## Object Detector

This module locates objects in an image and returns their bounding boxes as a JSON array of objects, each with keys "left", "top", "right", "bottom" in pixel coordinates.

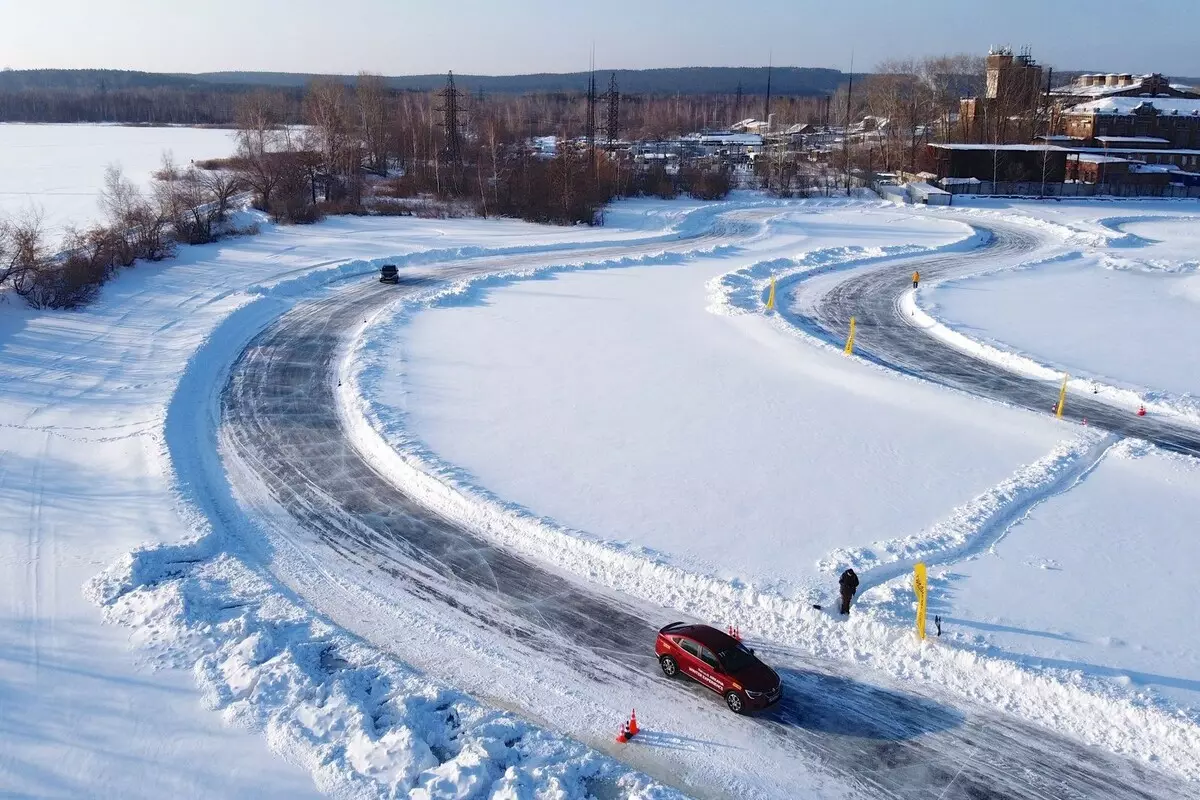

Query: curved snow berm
[
  {"left": 83, "top": 204, "right": 749, "bottom": 800},
  {"left": 903, "top": 210, "right": 1200, "bottom": 427},
  {"left": 342, "top": 205, "right": 1200, "bottom": 785}
]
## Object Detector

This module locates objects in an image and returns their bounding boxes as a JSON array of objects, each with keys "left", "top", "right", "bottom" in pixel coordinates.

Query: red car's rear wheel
[{"left": 659, "top": 655, "right": 679, "bottom": 678}]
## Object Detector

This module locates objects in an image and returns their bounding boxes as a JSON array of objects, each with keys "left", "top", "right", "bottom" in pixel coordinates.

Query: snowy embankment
[
  {"left": 910, "top": 205, "right": 1200, "bottom": 425},
  {"left": 86, "top": 535, "right": 675, "bottom": 800},
  {"left": 342, "top": 201, "right": 1200, "bottom": 780},
  {"left": 2, "top": 204, "right": 718, "bottom": 798}
]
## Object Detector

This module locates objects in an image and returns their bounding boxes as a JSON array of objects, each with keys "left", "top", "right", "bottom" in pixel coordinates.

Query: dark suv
[
  {"left": 655, "top": 622, "right": 782, "bottom": 713},
  {"left": 379, "top": 264, "right": 399, "bottom": 284}
]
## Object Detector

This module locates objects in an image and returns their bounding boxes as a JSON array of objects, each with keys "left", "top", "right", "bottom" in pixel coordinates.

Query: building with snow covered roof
[
  {"left": 1050, "top": 73, "right": 1200, "bottom": 106},
  {"left": 928, "top": 143, "right": 1067, "bottom": 183},
  {"left": 1061, "top": 97, "right": 1200, "bottom": 149}
]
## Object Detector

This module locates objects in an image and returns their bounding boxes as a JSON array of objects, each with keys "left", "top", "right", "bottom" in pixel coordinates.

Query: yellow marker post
[
  {"left": 913, "top": 562, "right": 928, "bottom": 641},
  {"left": 1055, "top": 373, "right": 1069, "bottom": 418},
  {"left": 844, "top": 317, "right": 857, "bottom": 355},
  {"left": 765, "top": 276, "right": 776, "bottom": 312}
]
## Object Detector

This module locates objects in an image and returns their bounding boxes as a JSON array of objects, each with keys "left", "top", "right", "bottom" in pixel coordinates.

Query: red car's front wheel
[
  {"left": 725, "top": 691, "right": 746, "bottom": 714},
  {"left": 659, "top": 655, "right": 679, "bottom": 678}
]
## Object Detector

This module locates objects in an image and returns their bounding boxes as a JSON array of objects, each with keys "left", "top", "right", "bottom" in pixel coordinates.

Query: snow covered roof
[
  {"left": 929, "top": 143, "right": 1065, "bottom": 152},
  {"left": 697, "top": 132, "right": 763, "bottom": 146},
  {"left": 1067, "top": 97, "right": 1200, "bottom": 116},
  {"left": 1131, "top": 163, "right": 1182, "bottom": 173},
  {"left": 1094, "top": 136, "right": 1171, "bottom": 145},
  {"left": 1071, "top": 146, "right": 1200, "bottom": 156},
  {"left": 939, "top": 177, "right": 982, "bottom": 185},
  {"left": 907, "top": 181, "right": 949, "bottom": 193},
  {"left": 1051, "top": 76, "right": 1152, "bottom": 99},
  {"left": 1076, "top": 153, "right": 1128, "bottom": 164}
]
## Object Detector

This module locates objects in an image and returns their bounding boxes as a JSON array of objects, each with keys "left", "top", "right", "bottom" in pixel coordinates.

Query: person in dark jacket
[{"left": 839, "top": 568, "right": 860, "bottom": 615}]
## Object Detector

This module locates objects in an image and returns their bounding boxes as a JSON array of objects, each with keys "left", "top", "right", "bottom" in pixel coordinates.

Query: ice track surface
[{"left": 221, "top": 215, "right": 1188, "bottom": 799}]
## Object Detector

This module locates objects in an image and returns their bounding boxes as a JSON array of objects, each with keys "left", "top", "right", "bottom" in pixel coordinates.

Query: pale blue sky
[{"left": 2, "top": 0, "right": 1197, "bottom": 77}]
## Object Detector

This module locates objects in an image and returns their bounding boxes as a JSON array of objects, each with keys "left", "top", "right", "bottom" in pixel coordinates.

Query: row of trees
[
  {"left": 0, "top": 161, "right": 249, "bottom": 308},
  {"left": 222, "top": 73, "right": 736, "bottom": 227}
]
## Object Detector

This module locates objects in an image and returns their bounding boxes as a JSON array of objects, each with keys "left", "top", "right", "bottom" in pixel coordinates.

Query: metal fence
[{"left": 938, "top": 181, "right": 1200, "bottom": 199}]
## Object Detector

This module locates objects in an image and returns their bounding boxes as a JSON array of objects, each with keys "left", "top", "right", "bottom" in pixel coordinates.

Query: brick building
[
  {"left": 960, "top": 47, "right": 1045, "bottom": 143},
  {"left": 1061, "top": 97, "right": 1200, "bottom": 149},
  {"left": 928, "top": 143, "right": 1066, "bottom": 182}
]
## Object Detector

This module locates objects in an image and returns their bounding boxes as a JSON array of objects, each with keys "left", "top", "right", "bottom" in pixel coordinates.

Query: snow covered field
[
  {"left": 5, "top": 190, "right": 1200, "bottom": 798},
  {"left": 0, "top": 123, "right": 237, "bottom": 239},
  {"left": 921, "top": 438, "right": 1200, "bottom": 709}
]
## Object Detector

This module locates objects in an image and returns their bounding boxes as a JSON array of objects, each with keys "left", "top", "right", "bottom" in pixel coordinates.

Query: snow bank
[
  {"left": 706, "top": 218, "right": 985, "bottom": 318},
  {"left": 820, "top": 431, "right": 1114, "bottom": 588},
  {"left": 86, "top": 541, "right": 678, "bottom": 800}
]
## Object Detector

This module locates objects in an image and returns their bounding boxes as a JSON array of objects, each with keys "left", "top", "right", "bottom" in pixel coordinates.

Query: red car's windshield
[{"left": 718, "top": 644, "right": 756, "bottom": 673}]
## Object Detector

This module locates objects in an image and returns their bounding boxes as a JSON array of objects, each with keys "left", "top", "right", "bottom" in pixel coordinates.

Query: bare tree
[
  {"left": 233, "top": 90, "right": 289, "bottom": 210},
  {"left": 193, "top": 167, "right": 245, "bottom": 222},
  {"left": 357, "top": 72, "right": 390, "bottom": 175},
  {"left": 100, "top": 164, "right": 172, "bottom": 262},
  {"left": 0, "top": 210, "right": 47, "bottom": 296},
  {"left": 306, "top": 79, "right": 357, "bottom": 201}
]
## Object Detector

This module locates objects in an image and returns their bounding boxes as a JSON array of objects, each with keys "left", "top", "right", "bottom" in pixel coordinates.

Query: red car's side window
[
  {"left": 698, "top": 646, "right": 720, "bottom": 670},
  {"left": 678, "top": 638, "right": 700, "bottom": 658}
]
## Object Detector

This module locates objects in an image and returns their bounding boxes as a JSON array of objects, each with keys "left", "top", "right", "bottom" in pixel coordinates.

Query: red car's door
[
  {"left": 677, "top": 638, "right": 725, "bottom": 694},
  {"left": 695, "top": 644, "right": 730, "bottom": 693}
]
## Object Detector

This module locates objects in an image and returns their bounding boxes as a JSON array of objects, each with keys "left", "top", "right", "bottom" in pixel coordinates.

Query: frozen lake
[{"left": 0, "top": 123, "right": 236, "bottom": 240}]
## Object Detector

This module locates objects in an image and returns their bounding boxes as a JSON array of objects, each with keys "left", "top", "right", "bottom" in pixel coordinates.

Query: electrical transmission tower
[
  {"left": 734, "top": 82, "right": 743, "bottom": 123},
  {"left": 439, "top": 71, "right": 464, "bottom": 169},
  {"left": 604, "top": 73, "right": 620, "bottom": 150}
]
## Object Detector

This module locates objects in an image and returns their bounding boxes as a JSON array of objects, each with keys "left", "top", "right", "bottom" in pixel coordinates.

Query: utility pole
[
  {"left": 734, "top": 81, "right": 743, "bottom": 123},
  {"left": 764, "top": 56, "right": 773, "bottom": 129},
  {"left": 844, "top": 52, "right": 854, "bottom": 192},
  {"left": 585, "top": 48, "right": 597, "bottom": 185},
  {"left": 1040, "top": 67, "right": 1053, "bottom": 198}
]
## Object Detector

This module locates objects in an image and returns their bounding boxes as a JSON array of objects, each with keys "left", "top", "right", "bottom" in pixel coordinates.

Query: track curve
[
  {"left": 800, "top": 221, "right": 1200, "bottom": 457},
  {"left": 220, "top": 214, "right": 1188, "bottom": 798}
]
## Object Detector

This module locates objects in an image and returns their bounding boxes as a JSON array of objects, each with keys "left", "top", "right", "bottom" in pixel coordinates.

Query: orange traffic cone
[
  {"left": 1137, "top": 405, "right": 1147, "bottom": 417},
  {"left": 628, "top": 709, "right": 640, "bottom": 736},
  {"left": 734, "top": 626, "right": 741, "bottom": 641},
  {"left": 615, "top": 721, "right": 630, "bottom": 744}
]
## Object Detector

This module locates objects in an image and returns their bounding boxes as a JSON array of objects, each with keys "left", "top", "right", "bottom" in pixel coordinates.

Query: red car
[{"left": 655, "top": 622, "right": 782, "bottom": 713}]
